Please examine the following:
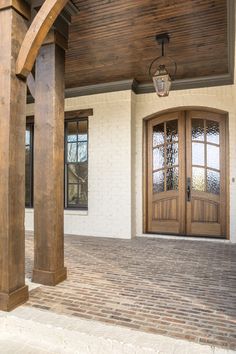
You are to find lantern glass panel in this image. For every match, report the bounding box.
[153,73,171,97]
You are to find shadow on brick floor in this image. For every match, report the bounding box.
[25,233,236,350]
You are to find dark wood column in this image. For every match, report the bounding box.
[33,31,67,286]
[0,3,29,310]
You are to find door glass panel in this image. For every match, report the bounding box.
[192,119,204,141]
[207,170,220,195]
[148,114,226,236]
[192,167,205,192]
[153,146,164,170]
[166,120,178,142]
[166,167,179,191]
[153,123,164,146]
[192,142,205,166]
[166,143,178,166]
[206,120,219,144]
[207,144,219,170]
[153,170,165,193]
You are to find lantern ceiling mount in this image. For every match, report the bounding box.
[155,33,170,48]
[149,33,177,97]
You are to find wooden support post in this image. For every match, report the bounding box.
[33,32,67,286]
[0,3,29,310]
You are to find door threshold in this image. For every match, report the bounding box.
[140,233,229,243]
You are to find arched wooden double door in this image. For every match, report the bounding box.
[146,110,227,237]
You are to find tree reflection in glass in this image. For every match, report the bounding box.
[65,119,88,208]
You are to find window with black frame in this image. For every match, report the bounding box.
[25,123,34,208]
[65,119,88,209]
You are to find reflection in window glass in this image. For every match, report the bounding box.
[166,143,178,166]
[207,144,219,170]
[153,146,165,170]
[78,120,88,142]
[78,142,88,162]
[25,124,33,208]
[26,130,31,145]
[166,167,179,191]
[192,142,205,166]
[68,164,80,184]
[206,120,219,144]
[65,119,88,209]
[67,121,77,142]
[67,143,77,162]
[207,169,220,195]
[192,119,204,141]
[192,167,205,192]
[153,170,165,193]
[25,119,89,210]
[153,123,164,146]
[166,120,178,142]
[68,184,79,205]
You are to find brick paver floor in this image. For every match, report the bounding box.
[25,233,236,350]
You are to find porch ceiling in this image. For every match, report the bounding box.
[65,0,229,91]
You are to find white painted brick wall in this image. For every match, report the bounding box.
[26,91,133,239]
[25,86,236,242]
[134,87,236,243]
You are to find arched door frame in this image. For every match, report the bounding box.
[143,106,229,239]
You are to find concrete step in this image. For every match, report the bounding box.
[0,307,235,354]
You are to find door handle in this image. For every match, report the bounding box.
[187,177,191,202]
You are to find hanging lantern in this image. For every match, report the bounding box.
[152,64,172,97]
[149,33,176,97]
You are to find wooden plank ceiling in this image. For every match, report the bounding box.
[65,0,228,89]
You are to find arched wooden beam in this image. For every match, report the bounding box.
[16,0,69,79]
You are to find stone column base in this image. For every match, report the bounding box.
[32,267,67,286]
[0,285,29,311]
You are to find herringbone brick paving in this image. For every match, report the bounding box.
[25,233,236,350]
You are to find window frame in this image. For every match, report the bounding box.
[25,110,92,210]
[64,116,89,211]
[25,121,34,208]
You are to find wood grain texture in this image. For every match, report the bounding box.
[146,110,227,237]
[147,112,185,235]
[65,0,228,89]
[186,110,227,237]
[65,109,93,119]
[16,0,69,78]
[0,6,29,311]
[0,0,30,19]
[152,198,178,221]
[192,199,219,223]
[33,40,67,286]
